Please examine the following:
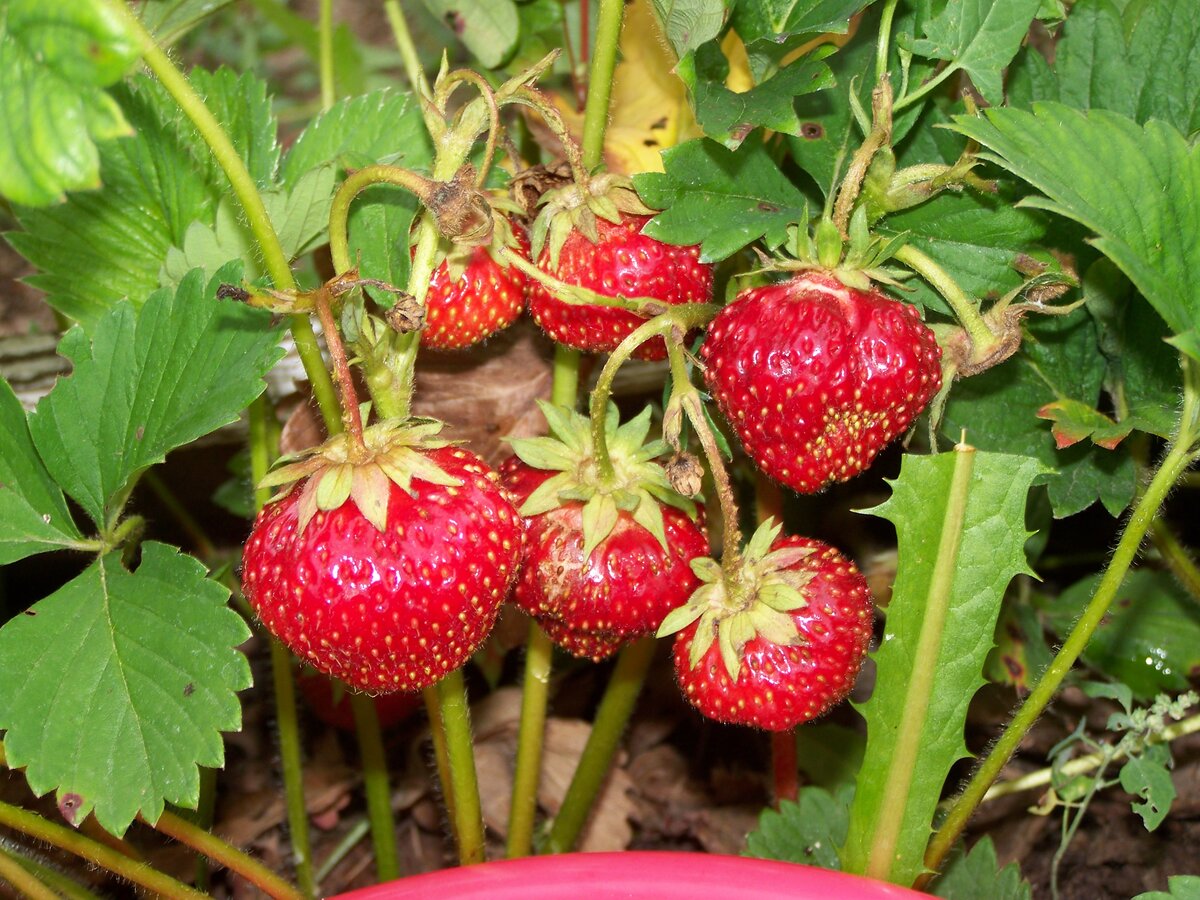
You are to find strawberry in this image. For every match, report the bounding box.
[421,223,530,351]
[659,520,873,732]
[296,667,422,732]
[501,402,708,661]
[241,420,522,693]
[528,213,712,360]
[700,270,941,493]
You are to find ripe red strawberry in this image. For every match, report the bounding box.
[242,423,522,693]
[296,668,422,732]
[700,271,941,493]
[501,403,708,661]
[422,226,530,351]
[659,521,873,732]
[529,213,712,360]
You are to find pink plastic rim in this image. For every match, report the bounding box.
[329,851,932,899]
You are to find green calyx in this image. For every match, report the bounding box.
[508,400,696,560]
[528,170,655,269]
[656,519,815,681]
[751,211,911,293]
[258,417,461,535]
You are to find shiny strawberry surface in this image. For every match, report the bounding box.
[422,229,530,350]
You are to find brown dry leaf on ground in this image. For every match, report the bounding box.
[471,686,636,851]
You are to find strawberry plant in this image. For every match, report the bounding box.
[1,0,1198,898]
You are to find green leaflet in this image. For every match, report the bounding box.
[744,783,853,871]
[0,378,85,564]
[840,447,1046,885]
[930,836,1031,900]
[28,264,283,530]
[0,543,251,836]
[0,0,136,206]
[951,104,1200,360]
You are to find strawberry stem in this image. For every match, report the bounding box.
[148,811,306,900]
[266,645,317,898]
[0,800,207,899]
[506,625,556,858]
[771,730,800,806]
[544,636,657,853]
[0,846,57,900]
[421,686,459,844]
[312,286,366,448]
[580,0,626,170]
[892,244,1001,358]
[435,70,501,186]
[665,338,744,568]
[832,81,893,238]
[436,670,487,865]
[920,361,1200,884]
[511,87,590,183]
[383,0,433,112]
[317,0,335,111]
[349,693,401,881]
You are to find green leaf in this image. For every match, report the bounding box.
[280,89,432,186]
[160,197,258,284]
[9,67,275,328]
[882,191,1047,316]
[0,378,85,564]
[8,76,214,328]
[731,0,869,46]
[950,104,1200,355]
[0,0,136,206]
[676,41,835,148]
[634,138,809,261]
[417,0,518,68]
[138,0,237,46]
[931,836,1032,900]
[28,265,283,529]
[0,543,250,836]
[1120,746,1176,832]
[909,0,1042,105]
[942,311,1136,518]
[1133,875,1200,900]
[650,0,729,58]
[840,448,1046,885]
[1010,0,1200,135]
[268,164,337,260]
[1045,570,1200,700]
[744,784,852,870]
[795,722,864,789]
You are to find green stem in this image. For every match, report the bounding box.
[1150,517,1200,602]
[422,686,458,843]
[350,693,401,882]
[507,625,556,858]
[0,846,58,900]
[317,0,335,110]
[579,0,626,170]
[0,847,102,900]
[666,339,742,565]
[893,244,999,356]
[545,636,657,853]
[507,346,582,858]
[251,395,315,898]
[267,643,316,898]
[150,811,305,900]
[192,766,217,891]
[102,0,341,436]
[921,437,1200,881]
[983,712,1200,802]
[865,442,975,882]
[894,62,960,113]
[874,0,901,84]
[384,0,433,102]
[328,165,439,276]
[436,670,486,865]
[0,801,206,899]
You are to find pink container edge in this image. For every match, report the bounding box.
[327,851,934,899]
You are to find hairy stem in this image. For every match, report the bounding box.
[874,0,901,84]
[0,801,206,899]
[422,686,458,845]
[101,0,342,435]
[893,244,999,356]
[0,846,58,900]
[545,636,657,853]
[580,0,626,170]
[507,626,556,858]
[1150,517,1200,602]
[150,811,305,900]
[350,693,401,881]
[436,671,486,865]
[312,287,365,445]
